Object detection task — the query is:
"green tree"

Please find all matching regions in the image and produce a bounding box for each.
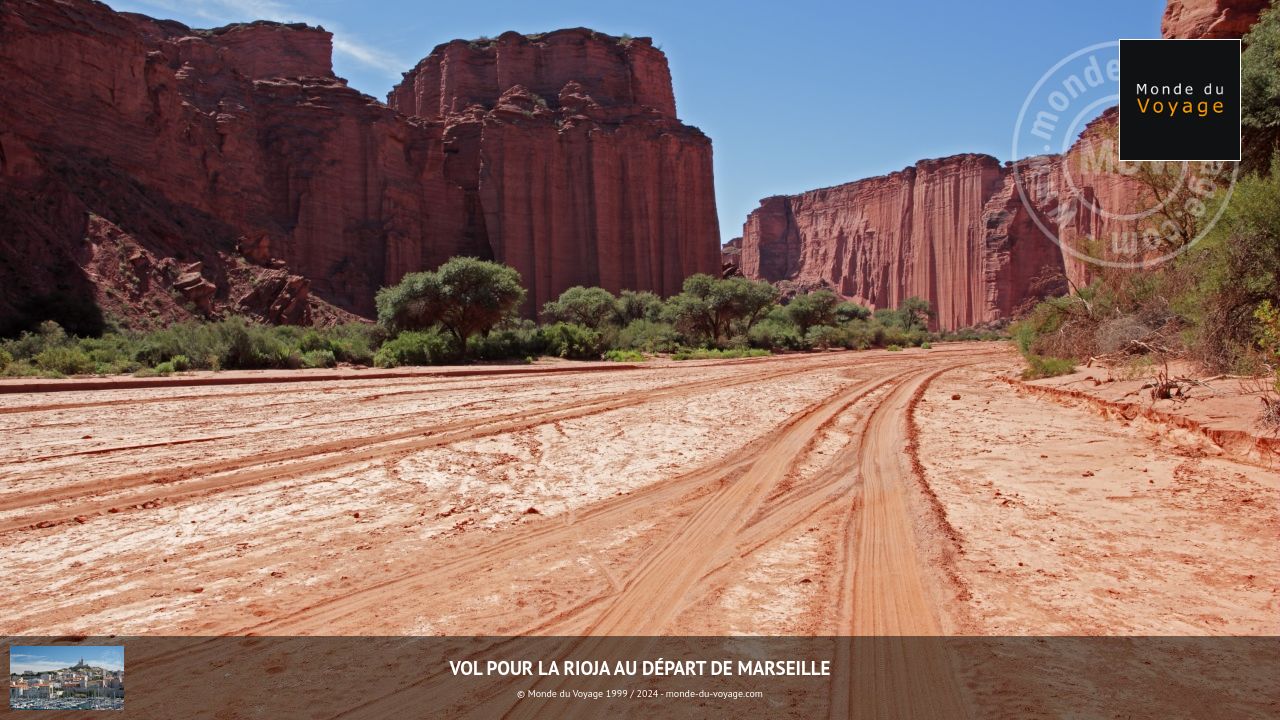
[1177,164,1280,371]
[376,257,527,354]
[663,274,778,346]
[540,286,619,329]
[1243,5,1280,174]
[897,297,934,330]
[785,290,841,334]
[726,277,780,332]
[835,301,871,323]
[615,290,665,323]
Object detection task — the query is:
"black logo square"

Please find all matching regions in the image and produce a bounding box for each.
[1119,39,1240,161]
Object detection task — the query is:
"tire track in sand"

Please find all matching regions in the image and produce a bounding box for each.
[0,357,864,533]
[827,365,972,720]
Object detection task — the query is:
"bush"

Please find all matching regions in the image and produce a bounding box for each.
[134,322,226,369]
[541,286,619,329]
[78,334,144,374]
[3,320,71,361]
[748,317,803,350]
[301,349,337,369]
[468,319,546,361]
[170,354,191,371]
[804,324,844,350]
[617,319,680,353]
[34,345,95,375]
[219,318,299,369]
[672,348,770,361]
[153,361,177,376]
[886,344,903,352]
[543,322,603,360]
[841,320,882,350]
[616,290,665,323]
[1176,166,1280,372]
[603,349,646,362]
[373,330,455,368]
[920,342,932,350]
[0,348,10,371]
[1022,354,1077,379]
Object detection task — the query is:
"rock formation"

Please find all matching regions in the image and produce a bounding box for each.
[738,1,1264,331]
[740,154,1079,330]
[387,30,719,312]
[1162,0,1269,39]
[0,1,718,334]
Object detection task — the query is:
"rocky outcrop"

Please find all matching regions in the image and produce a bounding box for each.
[740,155,1064,330]
[1161,0,1269,38]
[388,30,719,312]
[0,2,717,333]
[738,110,1154,330]
[720,237,743,277]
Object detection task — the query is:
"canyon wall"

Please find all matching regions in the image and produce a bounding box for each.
[738,0,1264,331]
[0,1,718,333]
[387,30,719,312]
[739,153,1082,331]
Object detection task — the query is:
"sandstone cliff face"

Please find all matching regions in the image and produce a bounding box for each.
[1162,0,1269,38]
[0,3,717,332]
[738,110,1156,330]
[741,155,1068,330]
[738,0,1269,331]
[388,30,719,312]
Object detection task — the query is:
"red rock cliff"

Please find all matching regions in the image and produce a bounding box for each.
[739,109,1166,330]
[0,2,717,332]
[740,0,1269,331]
[388,30,719,312]
[1162,0,1269,38]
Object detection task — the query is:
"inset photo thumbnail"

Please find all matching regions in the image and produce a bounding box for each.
[9,646,124,711]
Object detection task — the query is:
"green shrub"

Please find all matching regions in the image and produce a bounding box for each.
[1021,354,1077,379]
[541,286,619,329]
[616,290,665,323]
[1176,166,1280,372]
[841,320,882,350]
[617,319,679,353]
[920,342,932,349]
[219,318,299,369]
[886,344,903,352]
[170,354,191,371]
[672,348,770,361]
[77,334,143,374]
[373,329,455,368]
[804,324,844,350]
[543,322,603,360]
[153,361,177,376]
[301,349,337,369]
[3,320,71,361]
[34,345,94,375]
[0,348,10,371]
[748,317,803,350]
[468,319,546,361]
[603,349,646,362]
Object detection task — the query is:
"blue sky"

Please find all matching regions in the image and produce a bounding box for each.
[10,646,125,673]
[104,0,1164,242]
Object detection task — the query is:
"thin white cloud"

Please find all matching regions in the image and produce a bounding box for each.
[111,0,407,77]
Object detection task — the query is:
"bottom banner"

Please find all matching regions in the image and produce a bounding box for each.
[3,636,1278,718]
